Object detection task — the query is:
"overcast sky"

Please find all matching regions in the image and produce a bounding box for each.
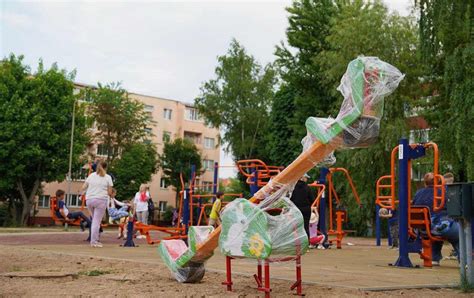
[0,0,412,178]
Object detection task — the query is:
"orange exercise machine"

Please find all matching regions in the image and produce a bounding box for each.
[310,168,361,249]
[375,140,446,267]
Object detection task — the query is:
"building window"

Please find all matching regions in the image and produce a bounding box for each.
[144,104,154,112]
[66,194,82,208]
[144,127,152,135]
[204,137,215,149]
[184,131,201,144]
[160,178,168,189]
[97,144,115,157]
[409,128,430,144]
[185,107,201,121]
[203,159,214,172]
[163,131,171,143]
[145,111,153,121]
[38,195,50,208]
[158,201,167,212]
[202,181,213,193]
[163,108,172,120]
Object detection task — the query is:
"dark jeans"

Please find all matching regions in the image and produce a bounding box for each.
[432,240,459,262]
[67,212,91,227]
[390,222,399,247]
[302,211,311,238]
[432,220,460,262]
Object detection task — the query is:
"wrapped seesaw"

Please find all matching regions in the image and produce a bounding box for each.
[157,56,404,286]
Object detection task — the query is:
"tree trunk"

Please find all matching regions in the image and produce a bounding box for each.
[17,179,40,226]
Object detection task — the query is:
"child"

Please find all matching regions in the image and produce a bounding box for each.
[208,191,224,227]
[107,188,131,238]
[172,208,179,227]
[55,189,91,231]
[309,207,325,249]
[379,207,398,248]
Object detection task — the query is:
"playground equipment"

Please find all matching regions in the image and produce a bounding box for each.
[375,141,447,267]
[310,168,361,249]
[49,195,86,227]
[189,163,243,226]
[130,173,188,245]
[236,159,284,188]
[220,196,307,296]
[218,159,307,296]
[157,57,404,292]
[130,163,241,245]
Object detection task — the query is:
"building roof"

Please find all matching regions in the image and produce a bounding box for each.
[73,81,194,106]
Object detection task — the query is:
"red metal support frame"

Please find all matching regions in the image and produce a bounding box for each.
[222,256,233,291]
[290,255,303,295]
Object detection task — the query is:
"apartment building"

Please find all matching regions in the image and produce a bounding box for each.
[34,84,220,225]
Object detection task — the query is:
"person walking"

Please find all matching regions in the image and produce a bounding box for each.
[80,160,113,248]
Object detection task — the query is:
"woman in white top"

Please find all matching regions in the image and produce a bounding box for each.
[81,161,113,247]
[134,184,150,225]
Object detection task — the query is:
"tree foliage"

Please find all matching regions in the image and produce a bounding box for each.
[270,0,338,165]
[111,143,158,201]
[272,0,420,235]
[416,0,474,181]
[86,83,151,163]
[159,138,202,205]
[0,54,89,225]
[195,39,276,162]
[268,84,300,166]
[219,177,247,201]
[318,1,421,235]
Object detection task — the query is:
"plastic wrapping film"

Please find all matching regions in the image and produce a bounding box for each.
[157,226,214,283]
[305,56,404,151]
[301,131,337,167]
[219,185,308,260]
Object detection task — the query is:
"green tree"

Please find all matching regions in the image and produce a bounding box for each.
[268,84,300,166]
[269,0,338,166]
[195,39,276,162]
[159,138,202,206]
[111,143,158,201]
[416,0,474,181]
[315,0,420,235]
[0,54,89,225]
[219,177,248,201]
[86,83,151,163]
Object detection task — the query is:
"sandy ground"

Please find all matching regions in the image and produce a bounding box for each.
[0,229,471,297]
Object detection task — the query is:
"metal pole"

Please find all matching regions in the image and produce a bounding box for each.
[318,168,329,240]
[183,187,189,234]
[66,100,76,204]
[376,205,381,246]
[466,219,473,285]
[394,138,413,267]
[213,161,219,201]
[459,220,467,282]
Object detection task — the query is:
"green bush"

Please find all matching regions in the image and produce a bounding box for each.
[162,206,174,223]
[0,204,9,227]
